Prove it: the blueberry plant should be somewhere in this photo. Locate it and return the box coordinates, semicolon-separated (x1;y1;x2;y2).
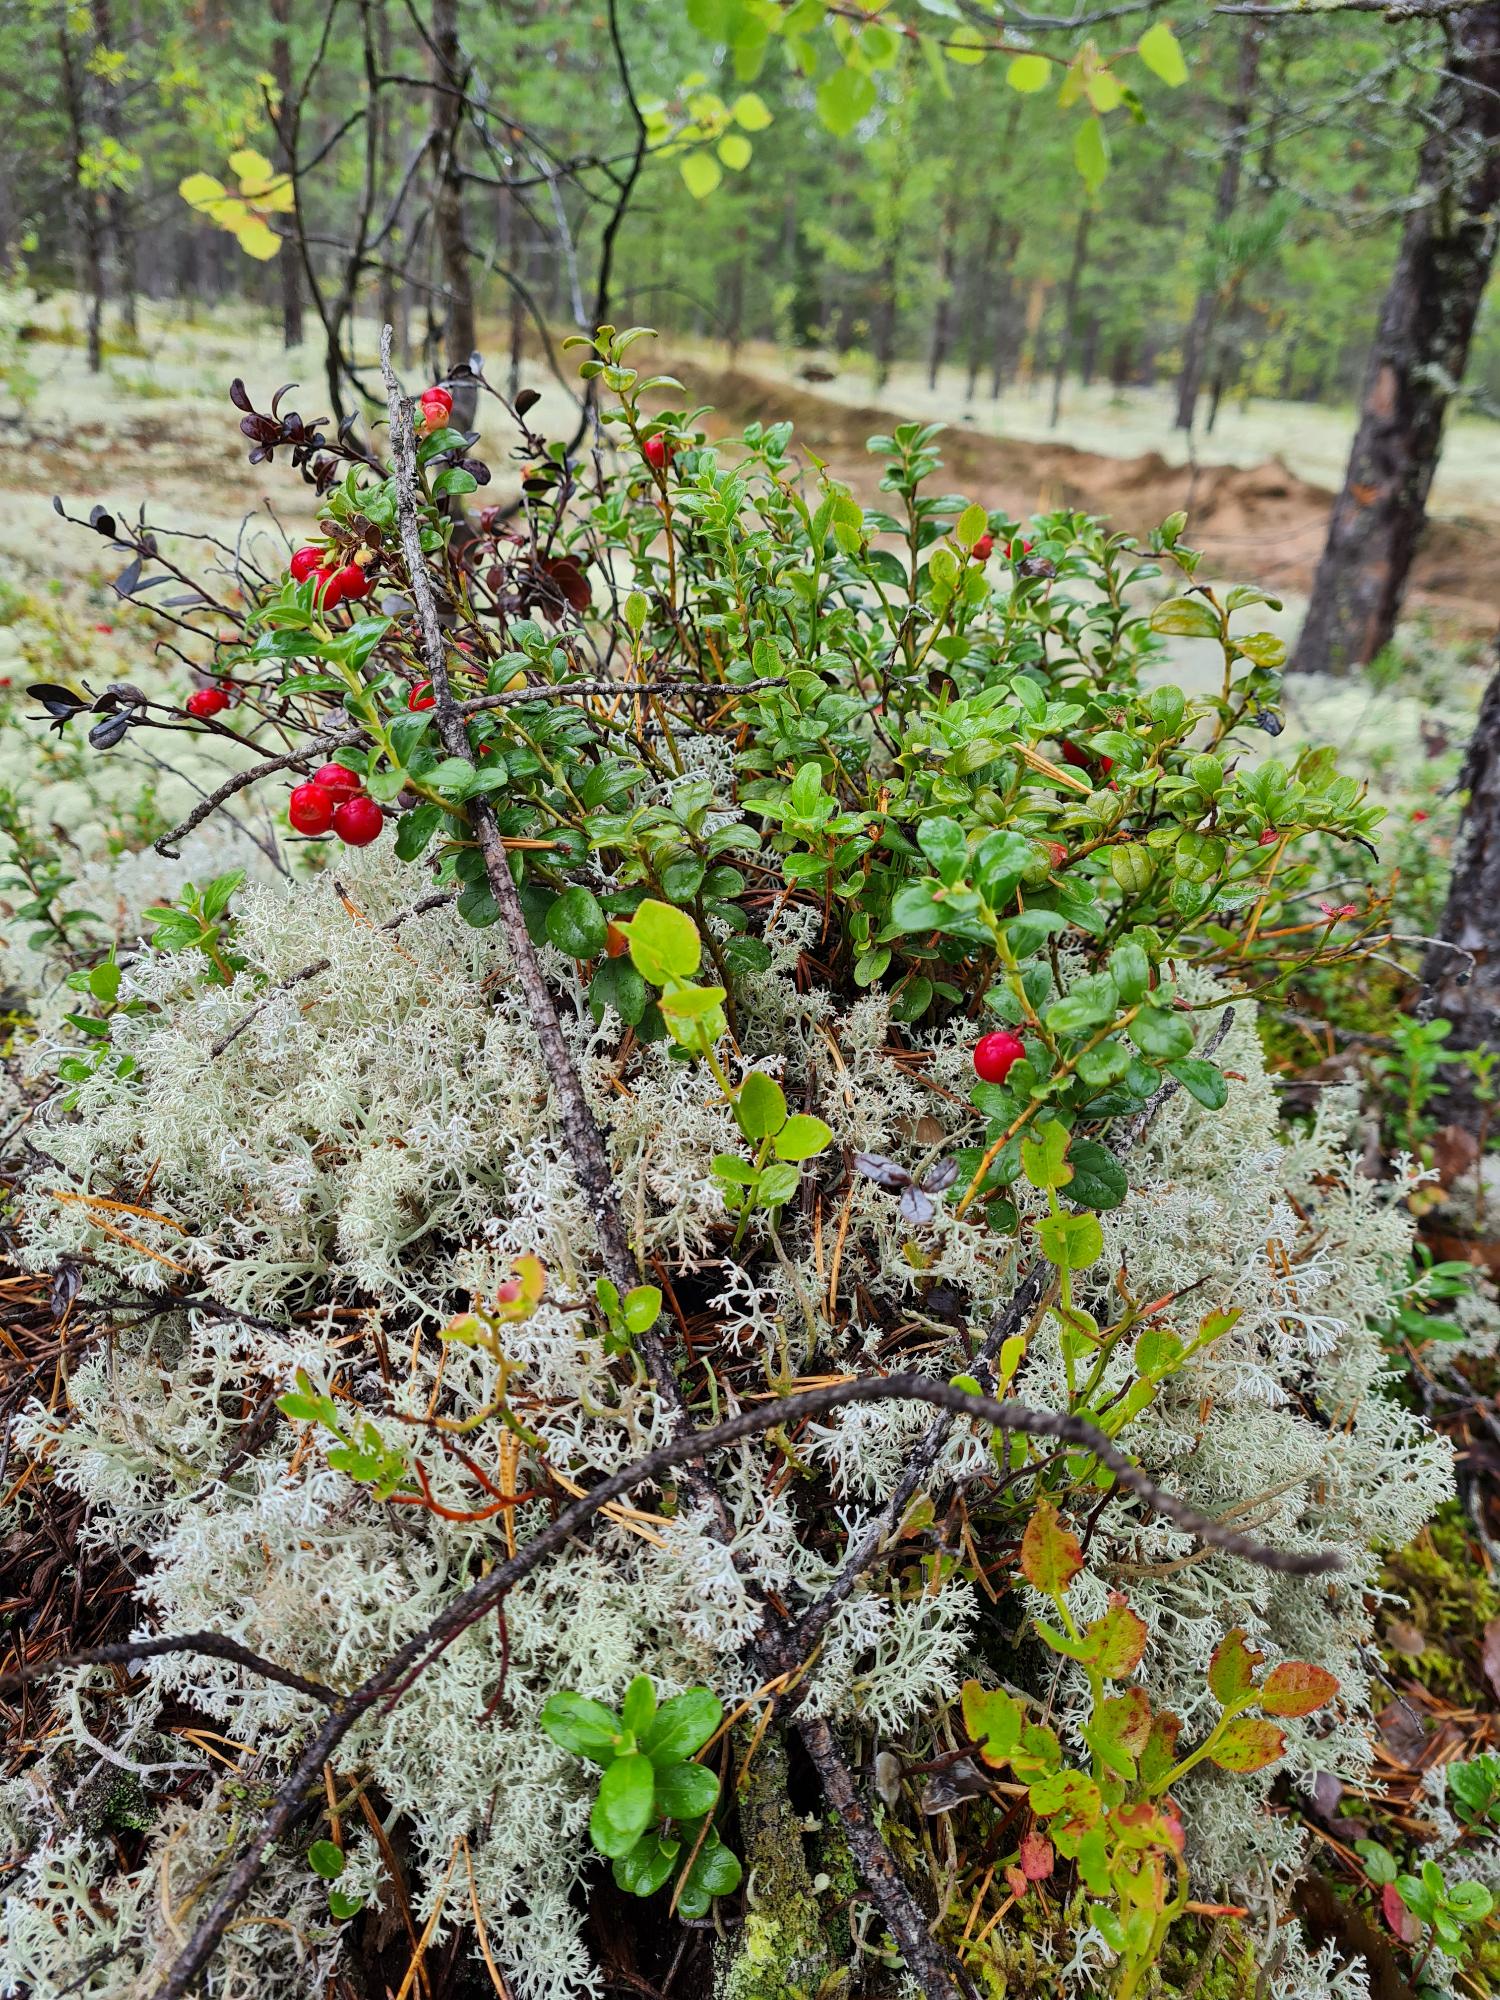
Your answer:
25;328;1404;1999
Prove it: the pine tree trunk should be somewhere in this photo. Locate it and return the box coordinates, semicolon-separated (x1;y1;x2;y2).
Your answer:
1049;206;1091;428
872;245;898;391
89;0;137;337
431;0;477;429
988;225;1023;400
926;201;959;390
1175;23;1265;431
57;25;105;373
1292;5;1500;675
1423;635;1500;1137
269;0;303;349
964;209;1001;401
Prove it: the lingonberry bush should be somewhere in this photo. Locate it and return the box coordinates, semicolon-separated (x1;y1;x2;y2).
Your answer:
0;330;1485;2000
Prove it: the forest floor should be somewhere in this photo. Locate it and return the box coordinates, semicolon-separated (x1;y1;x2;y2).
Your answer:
3;292;1498;645
669;342;1500;642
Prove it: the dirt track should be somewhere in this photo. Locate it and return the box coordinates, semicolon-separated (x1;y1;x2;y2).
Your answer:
671;358;1500;639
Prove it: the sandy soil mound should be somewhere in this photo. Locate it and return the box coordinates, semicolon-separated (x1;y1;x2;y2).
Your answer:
674;359;1500;638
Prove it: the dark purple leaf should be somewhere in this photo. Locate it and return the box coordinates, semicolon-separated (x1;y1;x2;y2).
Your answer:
88;711;136;749
852;1152;911;1190
514;388;540;416
228;377;252;412
920;1157;960;1194
898;1185;936;1225
112;557;143;598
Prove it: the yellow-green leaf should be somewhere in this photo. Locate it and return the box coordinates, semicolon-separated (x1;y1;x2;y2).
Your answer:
1005;53;1050;93
1074;116;1109;193
717;132;752;171
232;215;283;261
178;171;228;211
227;147;277;192
732;90;772;130
945;23;987;64
1138;20;1188;86
680;150;723;199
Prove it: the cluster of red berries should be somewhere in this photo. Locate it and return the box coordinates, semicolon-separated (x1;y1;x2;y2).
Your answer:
1060;738;1114;778
186;684;234;719
419;385;454;432
289;543;373;611
973;1030;1026;1084
287;763;383;846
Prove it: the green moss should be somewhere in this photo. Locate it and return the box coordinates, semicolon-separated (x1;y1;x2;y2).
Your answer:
1381;1504;1500;1699
718;1736;843;2000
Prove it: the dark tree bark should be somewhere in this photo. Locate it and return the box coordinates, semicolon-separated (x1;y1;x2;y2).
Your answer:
57;25;105;373
988;224;1022;400
430;0;477;430
1293;5;1500;675
926;198;959;390
1423;637;1500;1137
89;0;137;337
269;0;303;349
872;244;898;390
1175;23;1265;431
963;208;1001;401
1048;205;1092;428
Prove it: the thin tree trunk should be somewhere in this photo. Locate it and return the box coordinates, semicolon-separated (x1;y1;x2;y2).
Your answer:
1175;22;1265;431
964;209;1001;401
1049;205;1092;428
872;244;898;390
269;0;303;348
89;0;137;337
988;225;1023;400
926;200;959;390
57;26;105;372
1293;4;1500;674
374;0;397;348
1423;634;1500;1148
430;0;477;428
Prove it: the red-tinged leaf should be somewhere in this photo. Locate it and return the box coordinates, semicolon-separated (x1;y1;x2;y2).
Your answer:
1114;1798;1186;1859
1138;1710;1182;1791
1383;1881;1421;1944
1259;1661;1339;1719
1027;1767;1102;1826
1018;1829;1054;1881
1207;1628;1263;1707
1021;1496;1084;1596
961;1680;1023;1768
1085;1687;1152;1779
1004;1865;1030;1900
1207;1716;1286;1774
1088;1594;1148;1679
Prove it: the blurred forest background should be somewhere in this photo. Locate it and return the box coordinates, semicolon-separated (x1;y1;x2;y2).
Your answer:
2;0;1497;678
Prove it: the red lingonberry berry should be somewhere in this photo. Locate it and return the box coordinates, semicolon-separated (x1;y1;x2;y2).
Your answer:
1412;809;1429;822
289;545;325;582
313;566;345;609
1060;739;1090;771
288;783;334;835
642;435;669;470
973;1030;1026;1085
408;681;436;712
312;763;362;803
332;795;383;846
1007;537;1033;560
186;687;230;718
423;385;453;415
1259;828;1280;845
330;562;371;601
971;532;994;562
1046;842;1068;869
